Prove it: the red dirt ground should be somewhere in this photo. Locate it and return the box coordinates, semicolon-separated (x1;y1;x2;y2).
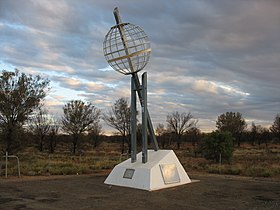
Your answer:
0;173;279;210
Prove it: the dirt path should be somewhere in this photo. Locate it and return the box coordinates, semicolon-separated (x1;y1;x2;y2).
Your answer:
0;174;279;210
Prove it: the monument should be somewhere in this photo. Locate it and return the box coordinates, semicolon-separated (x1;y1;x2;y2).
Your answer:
103;7;191;191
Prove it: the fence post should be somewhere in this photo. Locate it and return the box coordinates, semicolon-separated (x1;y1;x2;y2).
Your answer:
5;151;8;178
16;156;21;177
1;152;21;178
219;153;222;174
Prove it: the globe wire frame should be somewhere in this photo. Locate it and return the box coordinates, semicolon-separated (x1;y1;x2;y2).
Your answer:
103;23;152;75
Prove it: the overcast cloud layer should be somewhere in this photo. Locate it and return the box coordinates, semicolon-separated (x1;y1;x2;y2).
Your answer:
1;0;279;133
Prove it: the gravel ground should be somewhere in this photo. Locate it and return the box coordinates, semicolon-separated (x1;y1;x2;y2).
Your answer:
0;173;279;210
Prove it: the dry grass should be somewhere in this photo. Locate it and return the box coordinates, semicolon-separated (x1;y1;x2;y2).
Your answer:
0;142;122;177
1;142;280;179
177;143;280;178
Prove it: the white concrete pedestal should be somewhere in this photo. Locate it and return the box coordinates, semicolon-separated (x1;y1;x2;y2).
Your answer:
104;150;191;191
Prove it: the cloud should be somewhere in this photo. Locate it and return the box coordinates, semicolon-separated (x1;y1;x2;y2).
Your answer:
193;80;218;94
1;0;279;133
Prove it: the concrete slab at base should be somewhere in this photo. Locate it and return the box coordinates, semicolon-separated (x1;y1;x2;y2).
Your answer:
104;150;191;191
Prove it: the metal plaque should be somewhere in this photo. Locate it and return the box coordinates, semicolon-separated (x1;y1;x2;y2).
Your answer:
123;169;135;179
159;164;180;184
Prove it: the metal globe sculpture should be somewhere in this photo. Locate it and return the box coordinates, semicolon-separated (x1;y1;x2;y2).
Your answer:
103;7;158;164
103;12;151;75
103;8;192;191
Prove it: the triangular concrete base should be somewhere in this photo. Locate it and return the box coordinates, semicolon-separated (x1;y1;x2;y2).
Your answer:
104;150;191;191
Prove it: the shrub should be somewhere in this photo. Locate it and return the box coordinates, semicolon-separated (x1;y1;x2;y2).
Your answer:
201;131;234;163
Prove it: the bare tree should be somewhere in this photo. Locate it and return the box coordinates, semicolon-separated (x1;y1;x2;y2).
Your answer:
136;123;142;147
62;100;101;154
166;111;197;149
0;69;50;152
103;98;130;154
156;123;166;136
28;107;50;152
48;117;60;153
156;123;167;149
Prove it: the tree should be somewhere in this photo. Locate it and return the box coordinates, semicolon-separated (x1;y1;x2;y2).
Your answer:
89;121;102;148
270;114;280;142
103;97;130;154
250;122;257;146
48;117;60;153
156;123;168;149
61;100;101;154
216;112;246;147
186;127;201;157
187;127;201;146
250;123;271;147
201;131;234;163
136;123;142;146
166;111;197;149
259;127;270;147
155;123;166;136
0;69;50;152
28;107;50;152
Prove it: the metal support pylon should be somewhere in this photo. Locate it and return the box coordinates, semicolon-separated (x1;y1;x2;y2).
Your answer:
130;72;159;163
141;72;148;163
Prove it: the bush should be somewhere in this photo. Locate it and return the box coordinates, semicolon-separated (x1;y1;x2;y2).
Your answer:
201;131;234;163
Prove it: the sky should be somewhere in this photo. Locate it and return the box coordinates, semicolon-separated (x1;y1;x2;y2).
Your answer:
0;0;280;134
